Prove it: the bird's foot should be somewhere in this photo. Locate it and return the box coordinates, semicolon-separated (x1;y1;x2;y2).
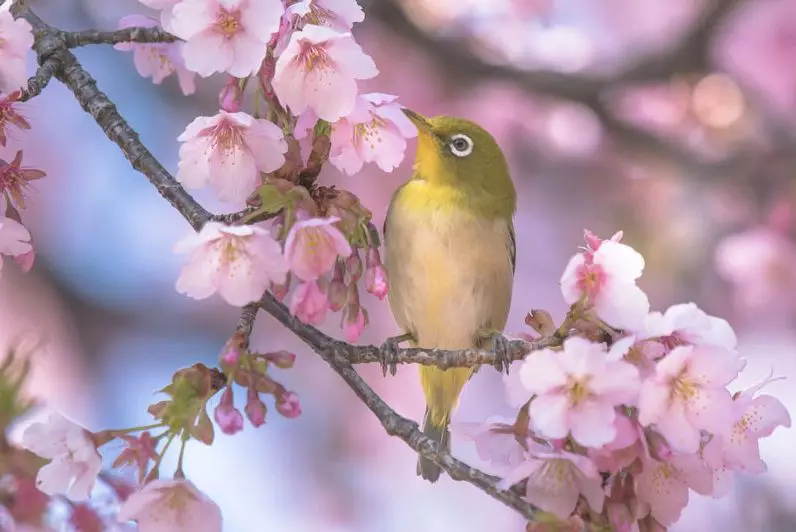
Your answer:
379;333;413;377
479;329;512;375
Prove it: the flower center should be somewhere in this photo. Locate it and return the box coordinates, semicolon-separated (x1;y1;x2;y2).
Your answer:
296;41;332;72
304;3;336;26
211;119;245;153
673;376;698;400
576;262;605;301
354;115;387;149
215;8;242;37
567;376;591;405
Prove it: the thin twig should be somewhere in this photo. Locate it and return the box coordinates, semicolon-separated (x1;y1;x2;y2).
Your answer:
19;56;58;102
62;27;179;48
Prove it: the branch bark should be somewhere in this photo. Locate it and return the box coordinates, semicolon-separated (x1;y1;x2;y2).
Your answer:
62;26;179;48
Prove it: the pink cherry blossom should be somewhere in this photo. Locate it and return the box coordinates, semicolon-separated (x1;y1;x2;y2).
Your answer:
288;0;364;31
328;93;417;175
714;226;796;319
276;391;302;418
174;221;288;306
588;414;646;472
643;302;737;351
214;388;243;435
289;280;329;324
117;478;222;532
518;336;641;447
0;5;34;95
701;373;790;495
634;454;713;526
114;15;196;95
500;450;605;519
0;213;33;273
450;417;527;474
21;413;102;501
284;216;352;281
170;0;284;77
176;110;287;203
560;239;650;331
364;247;389;299
137;0;183;32
637;344;745;454
273;25;378;121
245;388;267;426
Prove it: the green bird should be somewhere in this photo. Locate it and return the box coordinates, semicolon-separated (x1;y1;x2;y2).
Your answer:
383;109;517;482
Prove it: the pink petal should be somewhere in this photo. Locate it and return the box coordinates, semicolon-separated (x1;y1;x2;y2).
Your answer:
685;387;735;436
595;241;645;282
748;394;792;437
559;253;586;304
569;399;617;447
637;379;671;427
303;64;360;122
687;345;745;387
245;119;287;173
35;458;75;498
657;401;701;454
589;360;640;405
182;32;233;77
175;245;223;300
519;349;568;394
211;143;259;203
529;393;570;439
595;281;650;332
525;460;581;519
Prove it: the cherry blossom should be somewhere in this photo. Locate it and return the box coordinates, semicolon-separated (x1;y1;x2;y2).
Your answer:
364;247;389;299
644;302;737;351
0;211;33;272
137;0;182;32
560;238;650;331
273;25;378;121
634;454;713;526
114;15;196;96
0;92;30;147
289;280;330;324
276;391;302;418
500;450;605;519
118;478;222;532
637;344;745;453
701;373;790;495
176;110;287;203
0;150;46;209
214;388;244;435
21;413;102;501
284;216;352;281
170;0;284;77
450;417;528;474
244;388;267;426
0;4;33;95
288;0;364;31
330;93;417;175
174;221;288;306
518;336;640;447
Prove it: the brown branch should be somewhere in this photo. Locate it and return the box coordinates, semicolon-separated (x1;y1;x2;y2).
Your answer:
19;56;58;102
255;293;540;520
62;27;179;48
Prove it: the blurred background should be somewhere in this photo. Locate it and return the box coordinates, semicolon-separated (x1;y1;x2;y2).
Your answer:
4;0;796;530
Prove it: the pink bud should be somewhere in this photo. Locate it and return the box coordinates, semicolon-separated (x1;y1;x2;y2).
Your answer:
365;263;389;300
245;388;267;427
276;391;302;418
583;229;602;251
264;350;296;369
346;250;363;281
343;307;366;343
214;388;244;435
645;430;672;461
327;279;347;311
218;76;243;113
365;247;382;269
220;331;246;367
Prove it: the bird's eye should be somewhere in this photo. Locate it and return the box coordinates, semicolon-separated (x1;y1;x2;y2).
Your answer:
449;134;474;157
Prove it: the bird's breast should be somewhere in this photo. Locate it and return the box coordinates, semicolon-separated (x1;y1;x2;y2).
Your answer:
384;183;514;349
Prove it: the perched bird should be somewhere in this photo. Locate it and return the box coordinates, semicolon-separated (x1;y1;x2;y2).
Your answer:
382;110;517;482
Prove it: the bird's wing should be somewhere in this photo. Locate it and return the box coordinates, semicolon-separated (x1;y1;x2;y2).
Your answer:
508;219;516;276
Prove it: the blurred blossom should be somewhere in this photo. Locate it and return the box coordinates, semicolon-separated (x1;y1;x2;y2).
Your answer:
691;74;745;130
715;227;796;321
545;102;602;156
714;0;796;115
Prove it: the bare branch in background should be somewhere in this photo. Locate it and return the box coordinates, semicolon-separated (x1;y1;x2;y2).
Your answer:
367;0;779;174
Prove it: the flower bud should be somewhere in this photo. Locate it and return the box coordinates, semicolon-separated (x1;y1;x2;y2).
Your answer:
645;430;672;461
220;330;246;367
346;249;363;281
365;264;388;300
214;388;243;435
245;388;267;427
264;350;296;369
276;391;302;418
525;309;555;336
218;76;243;113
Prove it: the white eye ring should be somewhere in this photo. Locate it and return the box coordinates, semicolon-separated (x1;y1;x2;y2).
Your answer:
449;133;474;157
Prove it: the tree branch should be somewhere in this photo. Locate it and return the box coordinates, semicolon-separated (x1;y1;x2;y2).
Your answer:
19;56;58;102
255;293;539;520
62;26;179;48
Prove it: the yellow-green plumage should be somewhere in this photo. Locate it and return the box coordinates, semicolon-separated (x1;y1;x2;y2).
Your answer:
383;112;516;482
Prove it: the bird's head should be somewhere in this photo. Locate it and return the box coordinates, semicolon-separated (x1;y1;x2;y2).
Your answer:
402;109;516;216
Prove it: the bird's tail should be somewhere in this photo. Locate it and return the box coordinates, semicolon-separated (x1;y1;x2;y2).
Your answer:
417;406;449;483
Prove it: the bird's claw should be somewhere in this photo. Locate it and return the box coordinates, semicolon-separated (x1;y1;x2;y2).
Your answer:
491;334;512;375
379;335;405;377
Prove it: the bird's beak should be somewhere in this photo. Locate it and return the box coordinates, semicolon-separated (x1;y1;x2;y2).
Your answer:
402;108;434;135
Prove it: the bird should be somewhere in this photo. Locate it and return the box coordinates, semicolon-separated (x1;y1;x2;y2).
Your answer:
382;109;517;482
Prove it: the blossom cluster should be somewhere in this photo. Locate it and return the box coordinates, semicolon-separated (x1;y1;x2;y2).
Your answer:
455;230;791;530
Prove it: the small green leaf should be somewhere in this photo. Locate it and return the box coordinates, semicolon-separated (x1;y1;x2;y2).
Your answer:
258;184;290;214
313;119;331;137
